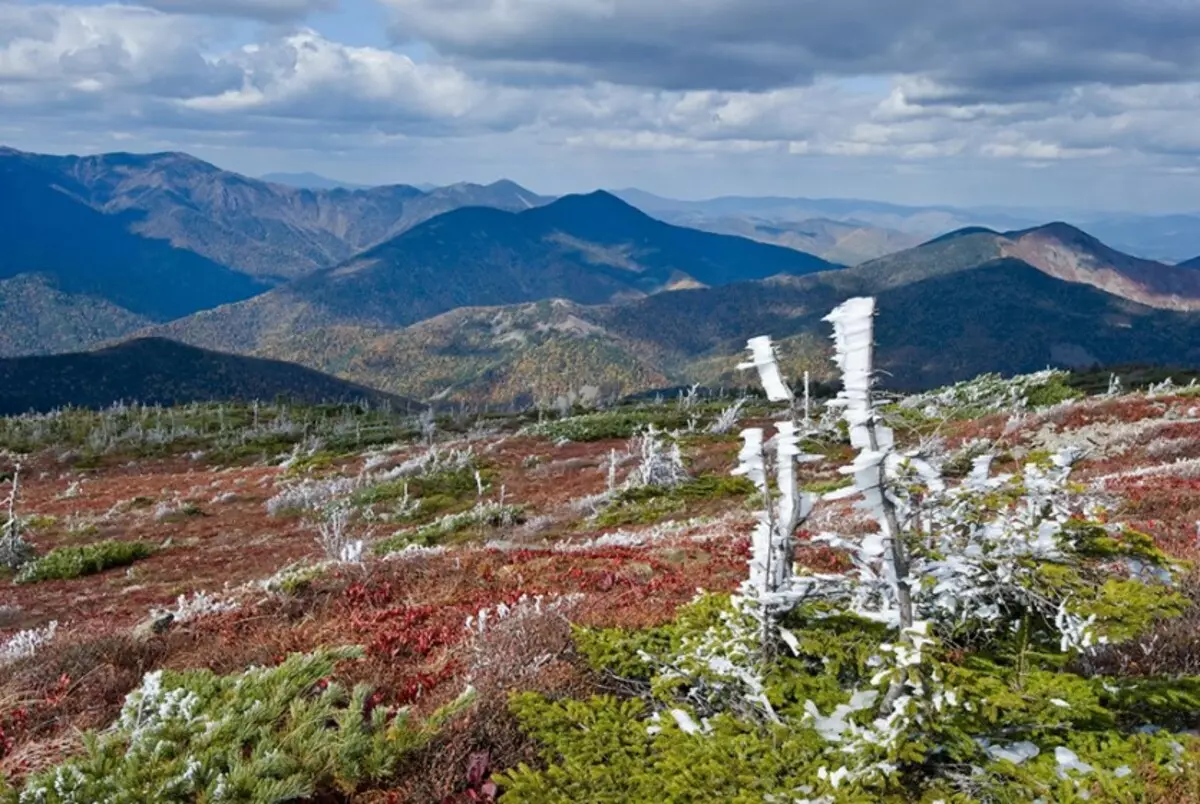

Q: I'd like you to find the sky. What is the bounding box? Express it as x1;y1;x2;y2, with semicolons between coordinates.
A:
2;0;1200;212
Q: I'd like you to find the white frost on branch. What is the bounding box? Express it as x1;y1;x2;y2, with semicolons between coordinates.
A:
738;336;794;403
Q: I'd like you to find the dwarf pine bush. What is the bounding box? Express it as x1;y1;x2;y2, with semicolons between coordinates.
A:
503;298;1200;803
3;646;474;804
16;540;155;583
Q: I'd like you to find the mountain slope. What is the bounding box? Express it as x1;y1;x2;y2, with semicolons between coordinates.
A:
1176;255;1200;269
245;257;1200;404
1002;222;1200;310
0;158;266;322
0;338;419;415
848;222;1200;311
1;147;554;280
589;259;1200;391
147;191;843;352
259;172;371;190
0;275;151;357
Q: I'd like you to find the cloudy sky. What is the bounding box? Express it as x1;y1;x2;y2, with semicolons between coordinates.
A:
2;0;1200;211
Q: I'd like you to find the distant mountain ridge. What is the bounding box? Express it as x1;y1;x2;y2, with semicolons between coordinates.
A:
612;188;1200;264
142;209;1200;405
0;156;266;352
0;147;554;281
0;338;419;415
143;189;843;353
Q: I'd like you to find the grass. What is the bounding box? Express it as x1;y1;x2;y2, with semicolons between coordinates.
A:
16;540;156;584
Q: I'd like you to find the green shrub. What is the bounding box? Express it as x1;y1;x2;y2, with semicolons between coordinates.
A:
16;540;155;583
527;410;692;443
505;596;1200;803
354;467;492;523
1024;376;1085;408
591;475;756;528
799;477;853;495
375;502;525;554
3;646;474;804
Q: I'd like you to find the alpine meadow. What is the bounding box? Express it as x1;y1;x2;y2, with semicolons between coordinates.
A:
5;0;1200;801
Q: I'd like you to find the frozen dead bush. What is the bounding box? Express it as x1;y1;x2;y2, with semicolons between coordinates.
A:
708;398;747;435
900;368;1077;419
374;501;524;555
463;593;584;689
624;425;689;490
266;476;357;517
151;591;239;625
369;445;476;484
311;502;367;564
0;460;36;571
0;620;57;667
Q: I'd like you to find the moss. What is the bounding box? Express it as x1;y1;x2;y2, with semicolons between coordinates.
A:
16;540;155;583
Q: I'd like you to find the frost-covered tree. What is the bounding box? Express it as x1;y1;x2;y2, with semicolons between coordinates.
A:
508;296;1195;803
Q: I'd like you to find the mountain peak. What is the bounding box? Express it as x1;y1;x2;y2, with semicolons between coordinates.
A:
536;189;644;218
1009;221;1100;245
918;226;1001;247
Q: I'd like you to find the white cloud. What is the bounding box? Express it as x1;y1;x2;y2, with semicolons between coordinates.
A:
1;0;1200;212
140;0;335;21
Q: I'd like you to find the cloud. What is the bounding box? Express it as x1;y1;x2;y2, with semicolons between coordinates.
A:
2;0;1200;213
138;0;336;22
378;0;1200;98
177;30;532;135
0;4;240;99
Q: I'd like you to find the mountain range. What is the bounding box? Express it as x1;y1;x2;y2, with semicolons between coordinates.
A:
0;338;417;415
611;188;1200;265
145;207;1200;403
3;144;1200;408
143;190;840;354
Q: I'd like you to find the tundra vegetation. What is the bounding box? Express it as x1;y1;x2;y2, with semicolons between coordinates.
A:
2;303;1200;802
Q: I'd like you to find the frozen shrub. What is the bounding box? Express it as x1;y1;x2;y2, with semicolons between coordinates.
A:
311;502;367;564
0;461;35;572
373;502;524;555
265;476;356;516
0;620;57;667
152;591;238;625
900;368;1078;419
624;425;689;490
708;398;747;435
